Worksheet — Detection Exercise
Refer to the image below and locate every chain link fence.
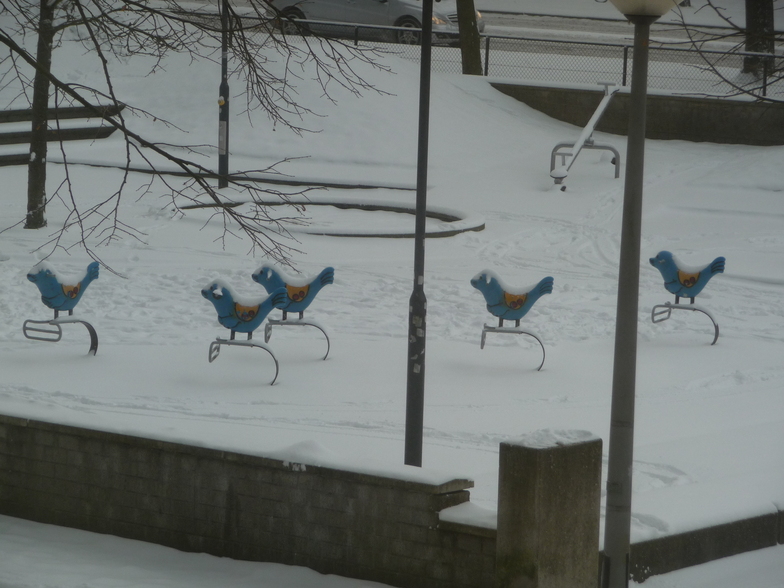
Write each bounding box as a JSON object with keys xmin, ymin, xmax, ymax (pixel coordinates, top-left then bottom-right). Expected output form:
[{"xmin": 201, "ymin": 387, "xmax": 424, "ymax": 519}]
[
  {"xmin": 258, "ymin": 18, "xmax": 784, "ymax": 98},
  {"xmin": 390, "ymin": 34, "xmax": 784, "ymax": 98}
]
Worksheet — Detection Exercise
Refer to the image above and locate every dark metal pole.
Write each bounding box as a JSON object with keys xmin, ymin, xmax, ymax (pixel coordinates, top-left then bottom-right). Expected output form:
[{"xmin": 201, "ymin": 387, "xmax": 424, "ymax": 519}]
[
  {"xmin": 484, "ymin": 36, "xmax": 490, "ymax": 76},
  {"xmin": 218, "ymin": 0, "xmax": 230, "ymax": 188},
  {"xmin": 622, "ymin": 45, "xmax": 629, "ymax": 87},
  {"xmin": 602, "ymin": 14, "xmax": 657, "ymax": 588},
  {"xmin": 404, "ymin": 3, "xmax": 434, "ymax": 468}
]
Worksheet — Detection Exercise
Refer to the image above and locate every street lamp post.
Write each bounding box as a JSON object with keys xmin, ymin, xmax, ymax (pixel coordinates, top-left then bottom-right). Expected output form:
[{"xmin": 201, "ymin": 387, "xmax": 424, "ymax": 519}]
[
  {"xmin": 602, "ymin": 1, "xmax": 676, "ymax": 587},
  {"xmin": 218, "ymin": 0, "xmax": 230, "ymax": 189},
  {"xmin": 404, "ymin": 1, "xmax": 434, "ymax": 468}
]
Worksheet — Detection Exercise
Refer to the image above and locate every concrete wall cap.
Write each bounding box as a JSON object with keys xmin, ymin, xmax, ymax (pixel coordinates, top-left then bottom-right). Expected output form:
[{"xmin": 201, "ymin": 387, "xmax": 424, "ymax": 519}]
[{"xmin": 506, "ymin": 429, "xmax": 600, "ymax": 449}]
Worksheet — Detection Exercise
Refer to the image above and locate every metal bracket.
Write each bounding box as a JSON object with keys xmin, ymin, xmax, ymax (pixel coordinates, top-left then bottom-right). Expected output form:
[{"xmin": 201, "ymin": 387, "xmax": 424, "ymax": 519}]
[
  {"xmin": 208, "ymin": 337, "xmax": 280, "ymax": 385},
  {"xmin": 23, "ymin": 316, "xmax": 99, "ymax": 356},
  {"xmin": 264, "ymin": 317, "xmax": 330, "ymax": 360},
  {"xmin": 480, "ymin": 324, "xmax": 546, "ymax": 371},
  {"xmin": 651, "ymin": 301, "xmax": 720, "ymax": 345},
  {"xmin": 550, "ymin": 140, "xmax": 621, "ymax": 183}
]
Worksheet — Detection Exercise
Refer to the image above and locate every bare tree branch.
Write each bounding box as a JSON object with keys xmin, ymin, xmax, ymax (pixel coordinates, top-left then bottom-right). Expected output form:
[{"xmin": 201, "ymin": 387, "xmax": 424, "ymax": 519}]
[{"xmin": 0, "ymin": 0, "xmax": 391, "ymax": 269}]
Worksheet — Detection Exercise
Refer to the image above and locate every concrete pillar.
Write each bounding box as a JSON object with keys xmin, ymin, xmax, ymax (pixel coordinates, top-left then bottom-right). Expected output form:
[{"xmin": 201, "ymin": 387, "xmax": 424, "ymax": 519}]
[{"xmin": 496, "ymin": 430, "xmax": 602, "ymax": 588}]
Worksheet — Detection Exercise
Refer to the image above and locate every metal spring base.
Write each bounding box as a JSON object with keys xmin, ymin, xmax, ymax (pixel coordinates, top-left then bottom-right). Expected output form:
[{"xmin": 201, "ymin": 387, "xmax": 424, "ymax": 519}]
[
  {"xmin": 208, "ymin": 335, "xmax": 280, "ymax": 385},
  {"xmin": 264, "ymin": 317, "xmax": 330, "ymax": 361},
  {"xmin": 480, "ymin": 323, "xmax": 546, "ymax": 371},
  {"xmin": 23, "ymin": 314, "xmax": 98, "ymax": 356},
  {"xmin": 651, "ymin": 301, "xmax": 720, "ymax": 345}
]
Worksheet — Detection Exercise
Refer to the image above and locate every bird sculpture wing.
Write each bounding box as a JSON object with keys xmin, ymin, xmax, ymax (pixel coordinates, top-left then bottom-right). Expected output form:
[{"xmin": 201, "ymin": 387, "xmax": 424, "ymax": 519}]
[
  {"xmin": 503, "ymin": 291, "xmax": 527, "ymax": 311},
  {"xmin": 676, "ymin": 269, "xmax": 701, "ymax": 289}
]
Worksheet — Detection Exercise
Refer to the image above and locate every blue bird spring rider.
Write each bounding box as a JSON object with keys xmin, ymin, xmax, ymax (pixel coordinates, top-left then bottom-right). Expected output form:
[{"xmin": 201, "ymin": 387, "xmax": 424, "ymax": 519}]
[
  {"xmin": 252, "ymin": 264, "xmax": 334, "ymax": 360},
  {"xmin": 24, "ymin": 261, "xmax": 100, "ymax": 355},
  {"xmin": 202, "ymin": 280, "xmax": 288, "ymax": 385},
  {"xmin": 649, "ymin": 250, "xmax": 725, "ymax": 345},
  {"xmin": 470, "ymin": 270, "xmax": 554, "ymax": 371}
]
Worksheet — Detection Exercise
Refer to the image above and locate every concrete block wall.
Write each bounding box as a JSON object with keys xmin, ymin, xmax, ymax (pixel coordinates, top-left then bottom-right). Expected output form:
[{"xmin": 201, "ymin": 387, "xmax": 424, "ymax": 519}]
[
  {"xmin": 4, "ymin": 412, "xmax": 781, "ymax": 586},
  {"xmin": 0, "ymin": 414, "xmax": 494, "ymax": 588},
  {"xmin": 490, "ymin": 82, "xmax": 784, "ymax": 146},
  {"xmin": 628, "ymin": 511, "xmax": 783, "ymax": 582}
]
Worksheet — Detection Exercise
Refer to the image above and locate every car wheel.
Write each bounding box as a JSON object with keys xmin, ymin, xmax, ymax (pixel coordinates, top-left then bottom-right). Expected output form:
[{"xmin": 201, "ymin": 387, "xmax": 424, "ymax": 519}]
[
  {"xmin": 395, "ymin": 17, "xmax": 421, "ymax": 45},
  {"xmin": 279, "ymin": 8, "xmax": 308, "ymax": 36}
]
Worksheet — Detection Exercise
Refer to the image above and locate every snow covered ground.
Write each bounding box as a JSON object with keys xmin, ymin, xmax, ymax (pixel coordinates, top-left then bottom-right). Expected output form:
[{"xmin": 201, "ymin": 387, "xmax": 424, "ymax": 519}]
[
  {"xmin": 1, "ymin": 0, "xmax": 783, "ymax": 586},
  {"xmin": 2, "ymin": 514, "xmax": 783, "ymax": 588}
]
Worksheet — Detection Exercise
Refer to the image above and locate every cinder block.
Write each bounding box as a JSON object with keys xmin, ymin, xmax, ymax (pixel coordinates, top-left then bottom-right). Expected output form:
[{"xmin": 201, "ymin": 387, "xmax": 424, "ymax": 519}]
[
  {"xmin": 456, "ymin": 532, "xmax": 483, "ymax": 554},
  {"xmin": 429, "ymin": 560, "xmax": 454, "ymax": 581},
  {"xmin": 78, "ymin": 437, "xmax": 104, "ymax": 456},
  {"xmin": 193, "ymin": 486, "xmax": 224, "ymax": 508},
  {"xmin": 32, "ymin": 429, "xmax": 55, "ymax": 447},
  {"xmin": 44, "ymin": 444, "xmax": 68, "ymax": 465},
  {"xmin": 57, "ymin": 434, "xmax": 79, "ymax": 451},
  {"xmin": 398, "ymin": 522, "xmax": 429, "ymax": 544},
  {"xmin": 22, "ymin": 443, "xmax": 46, "ymax": 462}
]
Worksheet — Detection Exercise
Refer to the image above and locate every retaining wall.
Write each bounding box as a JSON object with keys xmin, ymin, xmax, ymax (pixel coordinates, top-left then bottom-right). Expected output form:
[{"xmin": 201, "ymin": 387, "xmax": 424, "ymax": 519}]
[
  {"xmin": 490, "ymin": 82, "xmax": 784, "ymax": 146},
  {"xmin": 628, "ymin": 510, "xmax": 784, "ymax": 582},
  {"xmin": 0, "ymin": 414, "xmax": 494, "ymax": 588},
  {"xmin": 1, "ymin": 413, "xmax": 782, "ymax": 586}
]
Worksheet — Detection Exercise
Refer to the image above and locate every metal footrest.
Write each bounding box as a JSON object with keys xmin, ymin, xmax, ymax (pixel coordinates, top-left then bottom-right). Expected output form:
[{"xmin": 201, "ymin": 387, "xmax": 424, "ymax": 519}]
[
  {"xmin": 651, "ymin": 304, "xmax": 672, "ymax": 323},
  {"xmin": 264, "ymin": 318, "xmax": 330, "ymax": 360},
  {"xmin": 208, "ymin": 337, "xmax": 280, "ymax": 385},
  {"xmin": 23, "ymin": 316, "xmax": 98, "ymax": 355},
  {"xmin": 480, "ymin": 324, "xmax": 546, "ymax": 371},
  {"xmin": 23, "ymin": 319, "xmax": 63, "ymax": 342},
  {"xmin": 651, "ymin": 302, "xmax": 720, "ymax": 345}
]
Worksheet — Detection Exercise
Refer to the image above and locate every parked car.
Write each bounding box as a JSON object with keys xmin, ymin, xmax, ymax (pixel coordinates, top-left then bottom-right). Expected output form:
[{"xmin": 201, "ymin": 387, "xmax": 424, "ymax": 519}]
[{"xmin": 270, "ymin": 0, "xmax": 484, "ymax": 45}]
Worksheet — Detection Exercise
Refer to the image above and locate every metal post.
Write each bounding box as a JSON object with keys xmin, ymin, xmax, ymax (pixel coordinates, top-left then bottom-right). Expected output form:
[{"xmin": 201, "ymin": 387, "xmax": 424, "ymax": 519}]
[
  {"xmin": 602, "ymin": 14, "xmax": 656, "ymax": 588},
  {"xmin": 404, "ymin": 3, "xmax": 433, "ymax": 468},
  {"xmin": 622, "ymin": 45, "xmax": 629, "ymax": 86},
  {"xmin": 484, "ymin": 36, "xmax": 490, "ymax": 76},
  {"xmin": 218, "ymin": 0, "xmax": 230, "ymax": 188}
]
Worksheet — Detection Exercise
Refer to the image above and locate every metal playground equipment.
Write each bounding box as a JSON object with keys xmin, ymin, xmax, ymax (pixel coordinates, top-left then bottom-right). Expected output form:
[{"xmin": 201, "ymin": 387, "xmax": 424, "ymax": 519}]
[
  {"xmin": 550, "ymin": 82, "xmax": 621, "ymax": 191},
  {"xmin": 252, "ymin": 264, "xmax": 334, "ymax": 361},
  {"xmin": 201, "ymin": 280, "xmax": 287, "ymax": 385},
  {"xmin": 470, "ymin": 270, "xmax": 554, "ymax": 371},
  {"xmin": 201, "ymin": 265, "xmax": 334, "ymax": 385},
  {"xmin": 23, "ymin": 261, "xmax": 100, "ymax": 355},
  {"xmin": 649, "ymin": 251, "xmax": 726, "ymax": 345}
]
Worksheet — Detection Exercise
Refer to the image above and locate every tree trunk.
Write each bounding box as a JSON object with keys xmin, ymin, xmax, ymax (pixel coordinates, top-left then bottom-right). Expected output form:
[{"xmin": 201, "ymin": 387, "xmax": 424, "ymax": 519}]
[
  {"xmin": 742, "ymin": 0, "xmax": 775, "ymax": 77},
  {"xmin": 26, "ymin": 0, "xmax": 55, "ymax": 229},
  {"xmin": 456, "ymin": 0, "xmax": 482, "ymax": 75}
]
